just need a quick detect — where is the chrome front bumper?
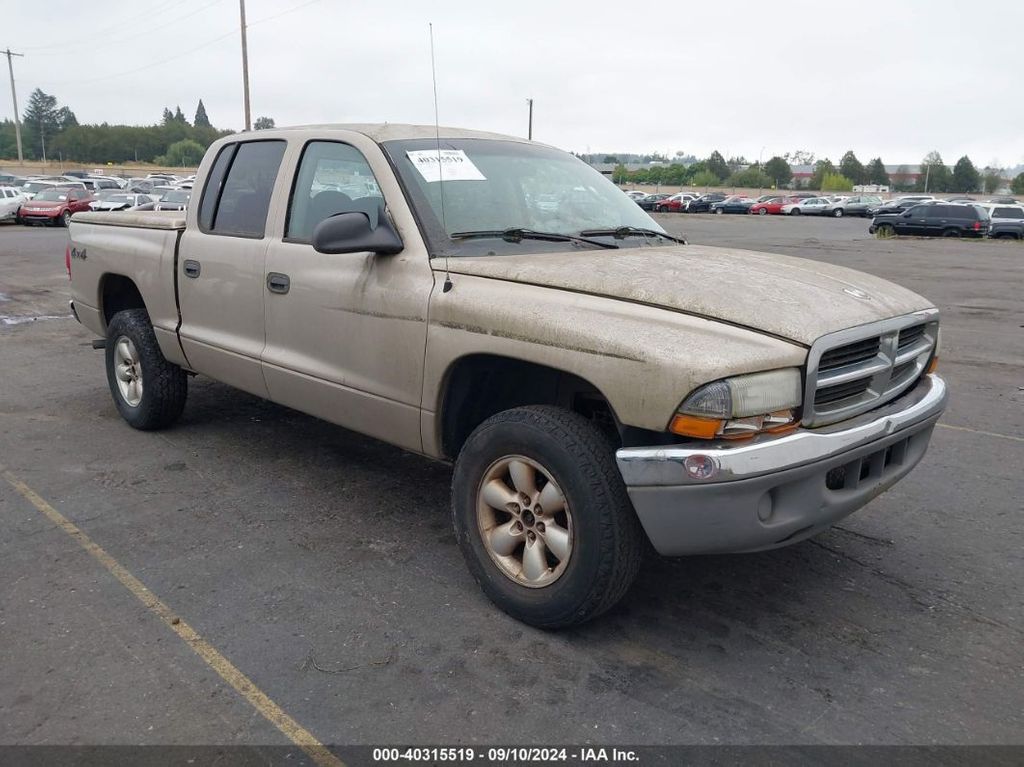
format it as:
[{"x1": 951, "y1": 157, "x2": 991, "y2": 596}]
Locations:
[{"x1": 616, "y1": 374, "x2": 947, "y2": 556}]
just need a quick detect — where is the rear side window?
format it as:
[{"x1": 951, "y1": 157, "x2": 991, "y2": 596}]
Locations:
[
  {"x1": 993, "y1": 207, "x2": 1023, "y2": 219},
  {"x1": 199, "y1": 140, "x2": 286, "y2": 237}
]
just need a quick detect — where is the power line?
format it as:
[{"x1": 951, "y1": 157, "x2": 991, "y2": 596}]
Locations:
[
  {"x1": 27, "y1": 0, "x2": 324, "y2": 87},
  {"x1": 20, "y1": 0, "x2": 211, "y2": 52}
]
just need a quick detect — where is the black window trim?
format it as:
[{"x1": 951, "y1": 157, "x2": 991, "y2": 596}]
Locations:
[{"x1": 197, "y1": 138, "x2": 286, "y2": 241}]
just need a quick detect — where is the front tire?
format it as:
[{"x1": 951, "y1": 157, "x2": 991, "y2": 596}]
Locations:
[
  {"x1": 833, "y1": 208, "x2": 844, "y2": 218},
  {"x1": 105, "y1": 309, "x2": 187, "y2": 430},
  {"x1": 875, "y1": 223, "x2": 896, "y2": 238},
  {"x1": 60, "y1": 210, "x2": 72, "y2": 227},
  {"x1": 758, "y1": 208, "x2": 768, "y2": 215},
  {"x1": 452, "y1": 406, "x2": 644, "y2": 628},
  {"x1": 790, "y1": 208, "x2": 801, "y2": 216}
]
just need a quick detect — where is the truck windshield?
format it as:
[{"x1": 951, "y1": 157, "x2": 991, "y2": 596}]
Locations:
[{"x1": 382, "y1": 138, "x2": 666, "y2": 257}]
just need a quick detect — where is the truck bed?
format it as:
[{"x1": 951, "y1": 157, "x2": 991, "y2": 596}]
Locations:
[{"x1": 73, "y1": 210, "x2": 187, "y2": 230}]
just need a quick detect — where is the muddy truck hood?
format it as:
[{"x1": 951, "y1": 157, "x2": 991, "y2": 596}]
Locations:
[{"x1": 441, "y1": 245, "x2": 934, "y2": 345}]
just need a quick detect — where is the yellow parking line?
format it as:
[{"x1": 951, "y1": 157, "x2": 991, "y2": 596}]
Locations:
[
  {"x1": 0, "y1": 466, "x2": 345, "y2": 767},
  {"x1": 936, "y1": 423, "x2": 1024, "y2": 443}
]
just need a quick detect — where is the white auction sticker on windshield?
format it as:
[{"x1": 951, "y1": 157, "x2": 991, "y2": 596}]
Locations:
[{"x1": 406, "y1": 149, "x2": 486, "y2": 183}]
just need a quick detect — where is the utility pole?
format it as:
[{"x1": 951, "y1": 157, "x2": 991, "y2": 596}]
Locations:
[
  {"x1": 238, "y1": 0, "x2": 252, "y2": 131},
  {"x1": 4, "y1": 48, "x2": 24, "y2": 163},
  {"x1": 526, "y1": 98, "x2": 533, "y2": 140}
]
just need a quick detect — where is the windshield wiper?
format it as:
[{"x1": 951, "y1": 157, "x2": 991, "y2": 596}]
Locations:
[
  {"x1": 449, "y1": 228, "x2": 619, "y2": 249},
  {"x1": 579, "y1": 226, "x2": 687, "y2": 245}
]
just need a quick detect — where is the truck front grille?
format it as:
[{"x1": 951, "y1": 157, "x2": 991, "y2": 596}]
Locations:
[{"x1": 804, "y1": 313, "x2": 938, "y2": 427}]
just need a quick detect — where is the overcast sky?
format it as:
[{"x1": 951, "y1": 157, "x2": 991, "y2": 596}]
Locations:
[{"x1": 5, "y1": 0, "x2": 1023, "y2": 167}]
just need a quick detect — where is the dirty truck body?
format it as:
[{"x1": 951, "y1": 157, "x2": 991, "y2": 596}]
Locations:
[{"x1": 67, "y1": 125, "x2": 947, "y2": 627}]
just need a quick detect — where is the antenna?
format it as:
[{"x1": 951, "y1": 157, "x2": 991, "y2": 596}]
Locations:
[{"x1": 429, "y1": 22, "x2": 453, "y2": 293}]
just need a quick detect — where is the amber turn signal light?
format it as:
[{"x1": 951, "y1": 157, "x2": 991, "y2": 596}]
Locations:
[
  {"x1": 669, "y1": 414, "x2": 723, "y2": 439},
  {"x1": 927, "y1": 356, "x2": 939, "y2": 374}
]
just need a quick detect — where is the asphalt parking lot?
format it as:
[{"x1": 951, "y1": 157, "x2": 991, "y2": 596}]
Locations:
[{"x1": 1, "y1": 215, "x2": 1021, "y2": 755}]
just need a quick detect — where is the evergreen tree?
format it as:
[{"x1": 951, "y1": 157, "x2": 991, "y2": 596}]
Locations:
[
  {"x1": 866, "y1": 158, "x2": 889, "y2": 186},
  {"x1": 173, "y1": 106, "x2": 189, "y2": 125},
  {"x1": 194, "y1": 99, "x2": 211, "y2": 128},
  {"x1": 162, "y1": 108, "x2": 174, "y2": 125},
  {"x1": 952, "y1": 156, "x2": 980, "y2": 193},
  {"x1": 706, "y1": 150, "x2": 730, "y2": 181},
  {"x1": 839, "y1": 151, "x2": 866, "y2": 185}
]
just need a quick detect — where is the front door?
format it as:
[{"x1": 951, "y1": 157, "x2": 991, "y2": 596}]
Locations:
[
  {"x1": 261, "y1": 139, "x2": 433, "y2": 453},
  {"x1": 177, "y1": 139, "x2": 288, "y2": 397}
]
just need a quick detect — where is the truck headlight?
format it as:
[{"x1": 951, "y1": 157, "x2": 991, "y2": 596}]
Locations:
[{"x1": 669, "y1": 368, "x2": 802, "y2": 439}]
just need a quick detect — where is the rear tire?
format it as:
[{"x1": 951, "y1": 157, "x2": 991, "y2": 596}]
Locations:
[
  {"x1": 452, "y1": 405, "x2": 644, "y2": 629},
  {"x1": 942, "y1": 228, "x2": 961, "y2": 238},
  {"x1": 105, "y1": 309, "x2": 188, "y2": 430}
]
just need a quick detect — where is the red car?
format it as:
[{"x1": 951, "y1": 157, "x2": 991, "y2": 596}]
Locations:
[
  {"x1": 18, "y1": 187, "x2": 94, "y2": 226},
  {"x1": 748, "y1": 196, "x2": 798, "y2": 216},
  {"x1": 653, "y1": 193, "x2": 697, "y2": 212}
]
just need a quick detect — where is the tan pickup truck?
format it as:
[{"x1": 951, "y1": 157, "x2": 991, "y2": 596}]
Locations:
[{"x1": 66, "y1": 125, "x2": 947, "y2": 627}]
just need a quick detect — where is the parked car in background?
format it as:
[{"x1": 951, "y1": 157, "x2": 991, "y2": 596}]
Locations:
[
  {"x1": 21, "y1": 180, "x2": 61, "y2": 200},
  {"x1": 825, "y1": 195, "x2": 883, "y2": 217},
  {"x1": 154, "y1": 189, "x2": 191, "y2": 211},
  {"x1": 988, "y1": 220, "x2": 1024, "y2": 239},
  {"x1": 126, "y1": 178, "x2": 157, "y2": 194},
  {"x1": 624, "y1": 190, "x2": 647, "y2": 200},
  {"x1": 89, "y1": 192, "x2": 155, "y2": 212},
  {"x1": 866, "y1": 196, "x2": 936, "y2": 217},
  {"x1": 146, "y1": 173, "x2": 178, "y2": 184},
  {"x1": 869, "y1": 203, "x2": 990, "y2": 238},
  {"x1": 0, "y1": 186, "x2": 28, "y2": 222},
  {"x1": 709, "y1": 195, "x2": 754, "y2": 214},
  {"x1": 17, "y1": 187, "x2": 94, "y2": 226},
  {"x1": 981, "y1": 204, "x2": 1024, "y2": 224},
  {"x1": 636, "y1": 193, "x2": 670, "y2": 211},
  {"x1": 788, "y1": 192, "x2": 818, "y2": 200},
  {"x1": 685, "y1": 193, "x2": 727, "y2": 213},
  {"x1": 749, "y1": 196, "x2": 795, "y2": 215},
  {"x1": 80, "y1": 177, "x2": 124, "y2": 194},
  {"x1": 653, "y1": 193, "x2": 697, "y2": 212},
  {"x1": 987, "y1": 196, "x2": 1019, "y2": 205},
  {"x1": 782, "y1": 197, "x2": 832, "y2": 215}
]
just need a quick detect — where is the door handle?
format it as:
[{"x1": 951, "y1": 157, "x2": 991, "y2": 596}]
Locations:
[
  {"x1": 183, "y1": 259, "x2": 201, "y2": 278},
  {"x1": 267, "y1": 272, "x2": 290, "y2": 294}
]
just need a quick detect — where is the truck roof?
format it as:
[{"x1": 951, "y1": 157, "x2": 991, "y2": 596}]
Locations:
[{"x1": 250, "y1": 123, "x2": 529, "y2": 144}]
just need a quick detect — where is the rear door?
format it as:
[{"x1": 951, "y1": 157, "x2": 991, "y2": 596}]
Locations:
[
  {"x1": 177, "y1": 139, "x2": 287, "y2": 397},
  {"x1": 923, "y1": 204, "x2": 955, "y2": 235}
]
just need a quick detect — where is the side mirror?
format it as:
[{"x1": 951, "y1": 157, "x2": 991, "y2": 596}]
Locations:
[{"x1": 312, "y1": 202, "x2": 403, "y2": 255}]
